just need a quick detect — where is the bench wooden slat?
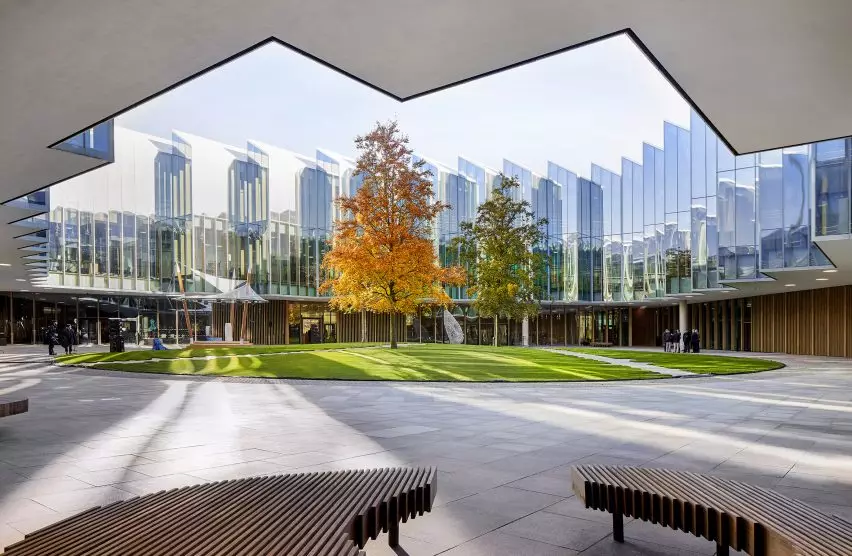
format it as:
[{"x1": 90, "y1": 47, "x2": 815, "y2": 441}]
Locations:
[
  {"x1": 2, "y1": 467, "x2": 437, "y2": 556},
  {"x1": 630, "y1": 466, "x2": 852, "y2": 553},
  {"x1": 573, "y1": 464, "x2": 852, "y2": 556},
  {"x1": 628, "y1": 466, "x2": 850, "y2": 555}
]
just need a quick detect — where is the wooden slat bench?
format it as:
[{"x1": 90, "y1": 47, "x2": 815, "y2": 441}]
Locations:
[
  {"x1": 189, "y1": 341, "x2": 254, "y2": 348},
  {"x1": 0, "y1": 398, "x2": 28, "y2": 419},
  {"x1": 2, "y1": 466, "x2": 436, "y2": 556},
  {"x1": 572, "y1": 464, "x2": 852, "y2": 556}
]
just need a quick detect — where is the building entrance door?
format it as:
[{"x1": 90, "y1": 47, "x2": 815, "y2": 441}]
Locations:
[
  {"x1": 301, "y1": 317, "x2": 322, "y2": 344},
  {"x1": 324, "y1": 323, "x2": 336, "y2": 343}
]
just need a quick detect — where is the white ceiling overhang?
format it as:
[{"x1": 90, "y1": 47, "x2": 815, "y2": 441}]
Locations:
[{"x1": 2, "y1": 0, "x2": 852, "y2": 290}]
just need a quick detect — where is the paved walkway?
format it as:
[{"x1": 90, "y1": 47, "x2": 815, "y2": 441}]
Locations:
[
  {"x1": 548, "y1": 349, "x2": 698, "y2": 377},
  {"x1": 1, "y1": 348, "x2": 851, "y2": 554}
]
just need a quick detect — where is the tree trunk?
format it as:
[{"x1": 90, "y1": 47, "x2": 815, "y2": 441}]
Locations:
[
  {"x1": 390, "y1": 311, "x2": 397, "y2": 349},
  {"x1": 493, "y1": 315, "x2": 498, "y2": 347}
]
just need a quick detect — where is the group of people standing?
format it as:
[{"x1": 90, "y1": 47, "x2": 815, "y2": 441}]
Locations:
[
  {"x1": 663, "y1": 329, "x2": 700, "y2": 353},
  {"x1": 46, "y1": 322, "x2": 78, "y2": 356}
]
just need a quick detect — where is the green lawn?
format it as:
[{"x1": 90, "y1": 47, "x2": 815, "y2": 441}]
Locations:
[
  {"x1": 568, "y1": 348, "x2": 784, "y2": 375},
  {"x1": 55, "y1": 342, "x2": 380, "y2": 365},
  {"x1": 76, "y1": 344, "x2": 661, "y2": 382}
]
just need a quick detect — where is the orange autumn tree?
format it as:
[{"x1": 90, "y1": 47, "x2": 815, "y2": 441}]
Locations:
[{"x1": 320, "y1": 121, "x2": 465, "y2": 348}]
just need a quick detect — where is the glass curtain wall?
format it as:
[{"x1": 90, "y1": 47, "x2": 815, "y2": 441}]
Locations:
[
  {"x1": 713, "y1": 129, "x2": 831, "y2": 275},
  {"x1": 45, "y1": 110, "x2": 848, "y2": 312},
  {"x1": 592, "y1": 164, "x2": 622, "y2": 302},
  {"x1": 46, "y1": 129, "x2": 350, "y2": 298},
  {"x1": 504, "y1": 160, "x2": 564, "y2": 301},
  {"x1": 689, "y1": 111, "x2": 718, "y2": 289},
  {"x1": 577, "y1": 177, "x2": 603, "y2": 301},
  {"x1": 422, "y1": 156, "x2": 473, "y2": 299},
  {"x1": 227, "y1": 145, "x2": 269, "y2": 289},
  {"x1": 814, "y1": 138, "x2": 852, "y2": 236},
  {"x1": 622, "y1": 158, "x2": 643, "y2": 301},
  {"x1": 641, "y1": 144, "x2": 665, "y2": 298},
  {"x1": 54, "y1": 120, "x2": 115, "y2": 161},
  {"x1": 547, "y1": 163, "x2": 578, "y2": 302},
  {"x1": 663, "y1": 123, "x2": 692, "y2": 293}
]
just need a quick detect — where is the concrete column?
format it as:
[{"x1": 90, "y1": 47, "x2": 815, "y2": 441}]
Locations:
[
  {"x1": 628, "y1": 308, "x2": 633, "y2": 347},
  {"x1": 549, "y1": 309, "x2": 553, "y2": 346},
  {"x1": 31, "y1": 295, "x2": 35, "y2": 344},
  {"x1": 96, "y1": 300, "x2": 101, "y2": 344},
  {"x1": 522, "y1": 316, "x2": 529, "y2": 347},
  {"x1": 9, "y1": 294, "x2": 13, "y2": 344},
  {"x1": 679, "y1": 300, "x2": 688, "y2": 333}
]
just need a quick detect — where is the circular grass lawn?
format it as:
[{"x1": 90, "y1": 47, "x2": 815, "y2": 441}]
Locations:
[{"x1": 56, "y1": 344, "x2": 783, "y2": 382}]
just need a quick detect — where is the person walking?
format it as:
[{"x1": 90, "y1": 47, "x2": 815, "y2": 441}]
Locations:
[
  {"x1": 692, "y1": 329, "x2": 700, "y2": 353},
  {"x1": 683, "y1": 329, "x2": 692, "y2": 353},
  {"x1": 663, "y1": 329, "x2": 670, "y2": 352},
  {"x1": 67, "y1": 324, "x2": 78, "y2": 354},
  {"x1": 673, "y1": 329, "x2": 681, "y2": 353},
  {"x1": 46, "y1": 321, "x2": 58, "y2": 356},
  {"x1": 59, "y1": 324, "x2": 72, "y2": 355}
]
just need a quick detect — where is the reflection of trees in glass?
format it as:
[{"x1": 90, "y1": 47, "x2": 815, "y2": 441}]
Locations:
[{"x1": 665, "y1": 248, "x2": 691, "y2": 293}]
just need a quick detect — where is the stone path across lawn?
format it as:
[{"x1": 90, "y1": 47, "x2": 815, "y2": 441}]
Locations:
[{"x1": 548, "y1": 349, "x2": 699, "y2": 378}]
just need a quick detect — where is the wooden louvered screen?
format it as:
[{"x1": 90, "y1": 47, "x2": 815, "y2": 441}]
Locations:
[
  {"x1": 572, "y1": 465, "x2": 852, "y2": 556},
  {"x1": 211, "y1": 300, "x2": 288, "y2": 345},
  {"x1": 0, "y1": 398, "x2": 27, "y2": 418},
  {"x1": 751, "y1": 285, "x2": 852, "y2": 356},
  {"x1": 3, "y1": 466, "x2": 437, "y2": 556}
]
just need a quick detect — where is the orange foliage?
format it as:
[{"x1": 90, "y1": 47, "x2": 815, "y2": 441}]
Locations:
[{"x1": 320, "y1": 121, "x2": 465, "y2": 345}]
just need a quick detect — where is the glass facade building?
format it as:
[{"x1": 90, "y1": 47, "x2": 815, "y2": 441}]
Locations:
[
  {"x1": 23, "y1": 109, "x2": 852, "y2": 348},
  {"x1": 53, "y1": 120, "x2": 115, "y2": 162}
]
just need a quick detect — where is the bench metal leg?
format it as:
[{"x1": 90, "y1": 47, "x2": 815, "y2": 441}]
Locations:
[
  {"x1": 389, "y1": 519, "x2": 399, "y2": 547},
  {"x1": 716, "y1": 543, "x2": 729, "y2": 556},
  {"x1": 612, "y1": 513, "x2": 624, "y2": 543}
]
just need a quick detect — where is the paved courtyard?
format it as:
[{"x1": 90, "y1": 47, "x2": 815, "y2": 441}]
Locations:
[{"x1": 1, "y1": 347, "x2": 851, "y2": 555}]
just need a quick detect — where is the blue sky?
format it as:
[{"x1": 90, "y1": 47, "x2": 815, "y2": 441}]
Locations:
[{"x1": 119, "y1": 34, "x2": 689, "y2": 177}]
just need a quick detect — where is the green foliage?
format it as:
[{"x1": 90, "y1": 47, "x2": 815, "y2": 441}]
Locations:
[{"x1": 454, "y1": 174, "x2": 548, "y2": 320}]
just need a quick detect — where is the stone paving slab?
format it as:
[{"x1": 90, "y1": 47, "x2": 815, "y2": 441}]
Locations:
[{"x1": 0, "y1": 349, "x2": 850, "y2": 554}]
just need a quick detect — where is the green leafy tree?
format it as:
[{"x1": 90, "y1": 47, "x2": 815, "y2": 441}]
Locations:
[{"x1": 454, "y1": 174, "x2": 547, "y2": 345}]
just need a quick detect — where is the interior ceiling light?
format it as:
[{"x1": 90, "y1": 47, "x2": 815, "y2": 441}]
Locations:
[
  {"x1": 15, "y1": 278, "x2": 25, "y2": 282},
  {"x1": 823, "y1": 269, "x2": 838, "y2": 273},
  {"x1": 0, "y1": 263, "x2": 10, "y2": 267},
  {"x1": 816, "y1": 277, "x2": 829, "y2": 281},
  {"x1": 784, "y1": 283, "x2": 796, "y2": 287}
]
